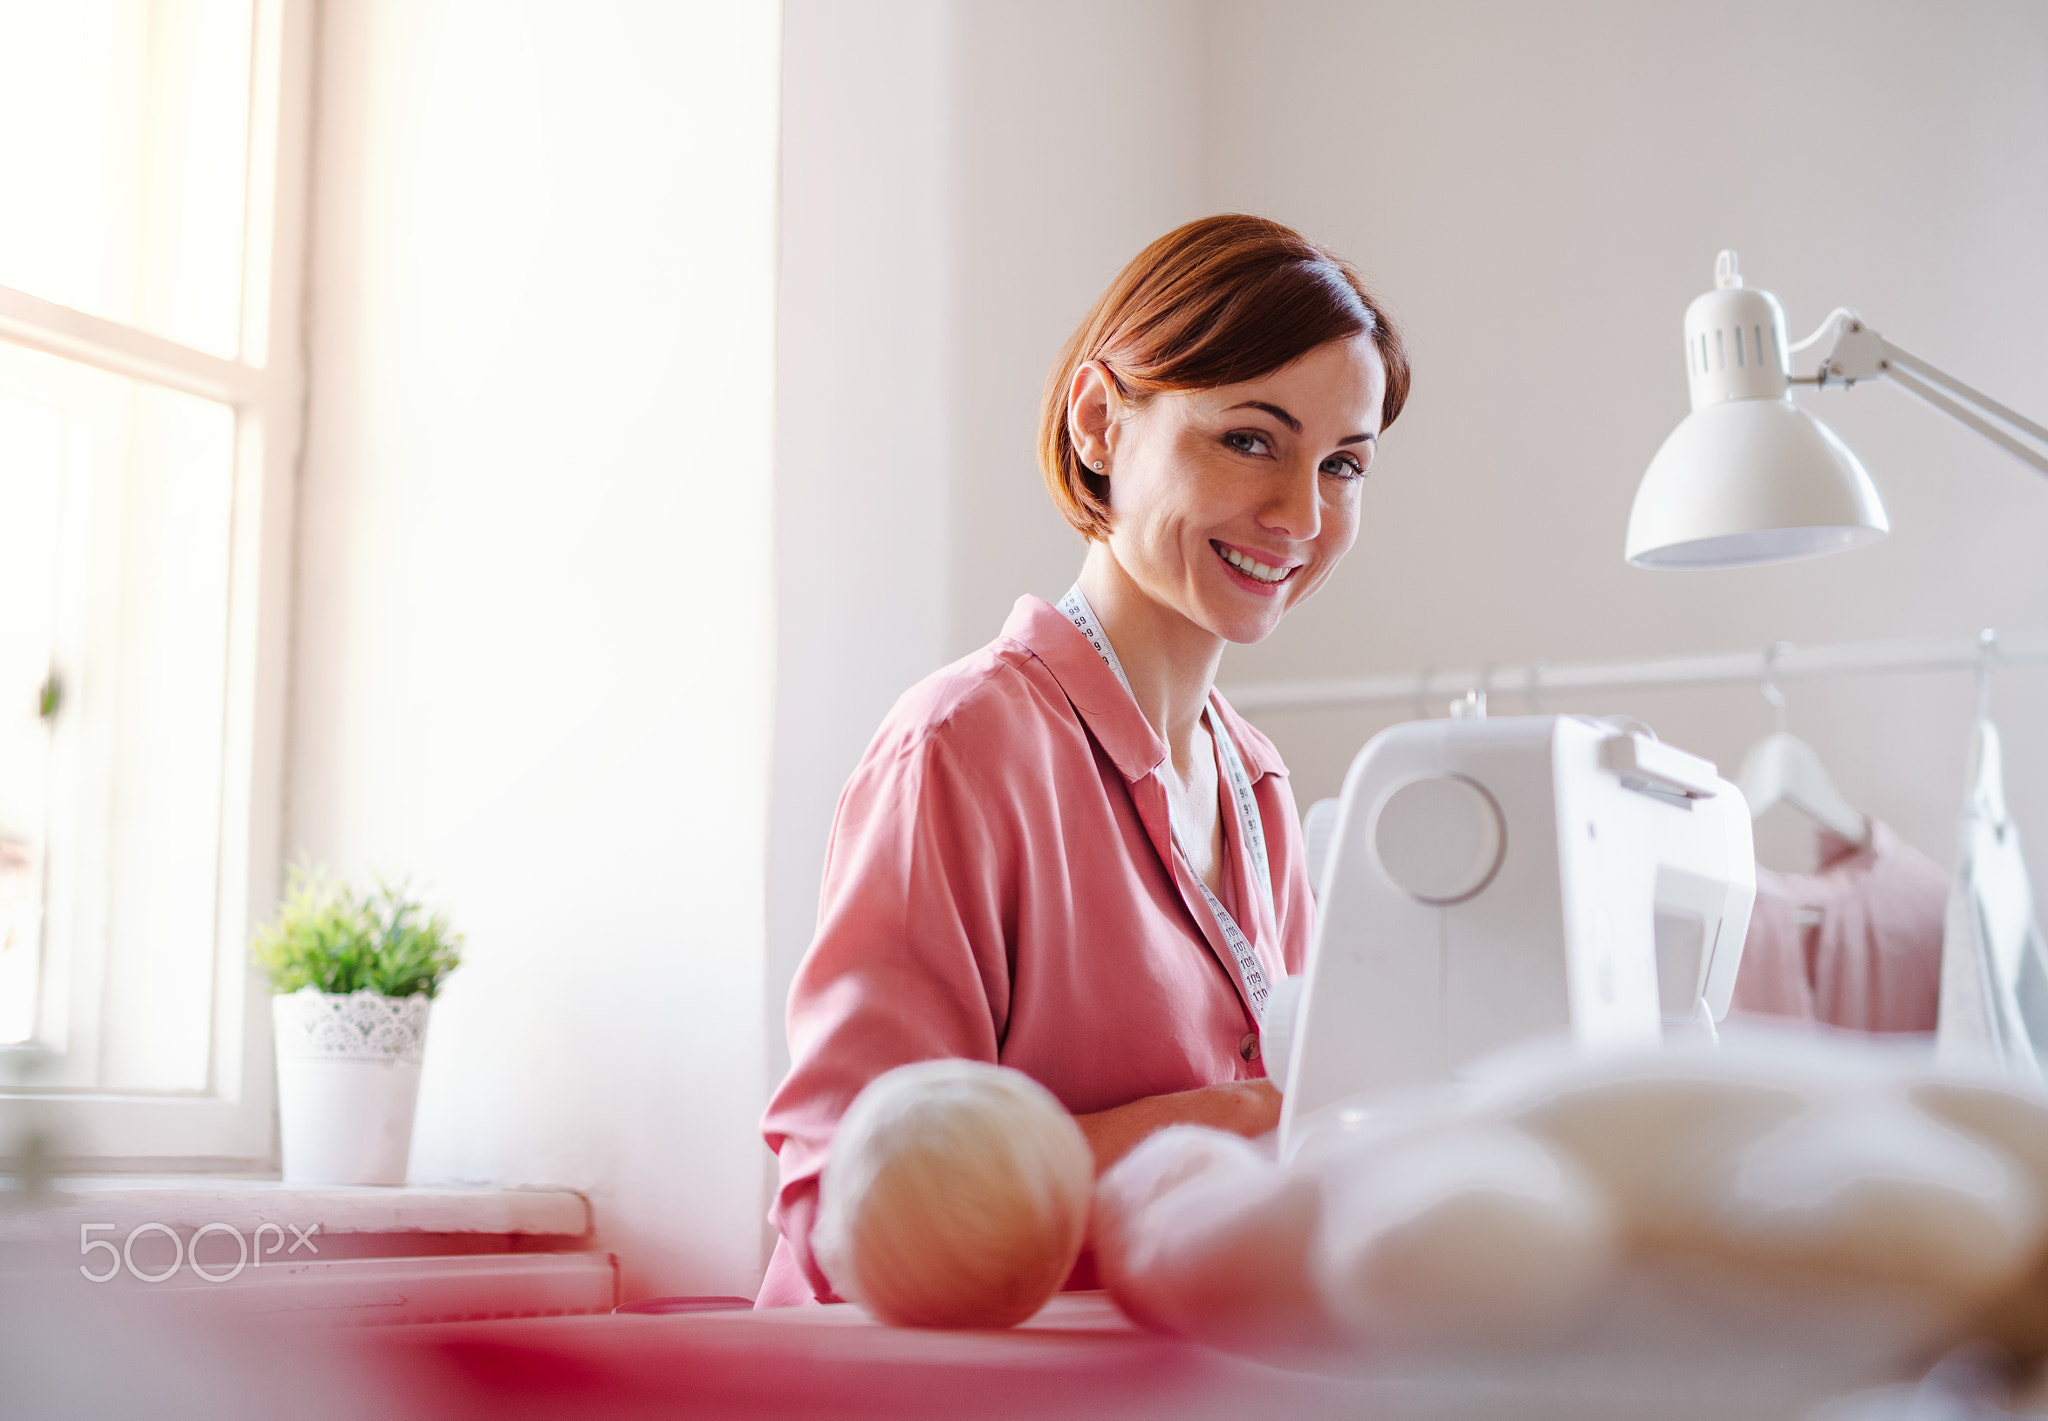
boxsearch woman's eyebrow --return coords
[1338,432,1376,447]
[1225,400,1301,433]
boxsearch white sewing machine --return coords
[1272,714,1756,1158]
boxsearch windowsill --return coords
[25,1178,591,1242]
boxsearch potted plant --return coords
[253,865,463,1185]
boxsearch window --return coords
[0,0,312,1167]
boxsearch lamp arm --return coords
[1789,309,2048,479]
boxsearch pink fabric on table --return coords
[757,595,1313,1308]
[1730,821,1947,1033]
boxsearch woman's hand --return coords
[1073,1079,1281,1175]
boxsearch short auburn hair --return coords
[1038,214,1411,541]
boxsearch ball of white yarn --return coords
[813,1059,1092,1329]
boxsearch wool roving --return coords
[1508,1072,1816,1247]
[1312,1124,1620,1349]
[1092,1041,2048,1370]
[1094,1126,1342,1354]
[812,1059,1092,1329]
[1716,1092,2038,1298]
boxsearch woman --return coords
[758,214,1411,1307]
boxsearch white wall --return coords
[935,1,1211,657]
[768,0,951,1089]
[295,0,780,1299]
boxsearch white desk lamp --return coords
[1627,251,2048,569]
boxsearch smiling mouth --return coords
[1213,541,1297,586]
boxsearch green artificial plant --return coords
[252,863,464,999]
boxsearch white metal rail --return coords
[1222,630,2048,716]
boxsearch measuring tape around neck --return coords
[1057,585,1274,1021]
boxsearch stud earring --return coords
[1092,459,1105,471]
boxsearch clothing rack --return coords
[1221,630,2048,717]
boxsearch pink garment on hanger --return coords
[1730,822,1947,1033]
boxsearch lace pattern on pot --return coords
[273,988,431,1064]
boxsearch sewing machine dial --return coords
[1369,774,1506,905]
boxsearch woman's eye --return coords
[1223,430,1271,457]
[1321,454,1368,480]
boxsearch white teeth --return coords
[1221,546,1288,583]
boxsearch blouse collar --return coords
[1001,594,1285,786]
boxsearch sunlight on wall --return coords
[296,0,780,1299]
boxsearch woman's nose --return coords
[1260,463,1322,541]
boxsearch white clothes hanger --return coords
[1938,631,2048,1082]
[1966,629,2010,827]
[1734,644,1873,849]
[1966,717,2011,831]
[1958,722,2046,1061]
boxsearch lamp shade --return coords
[1625,397,1889,568]
[1626,251,1889,569]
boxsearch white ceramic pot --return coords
[272,988,432,1186]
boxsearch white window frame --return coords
[0,0,312,1170]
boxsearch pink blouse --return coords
[757,594,1314,1306]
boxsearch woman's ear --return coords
[1066,361,1118,476]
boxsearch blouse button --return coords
[1239,1033,1260,1062]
